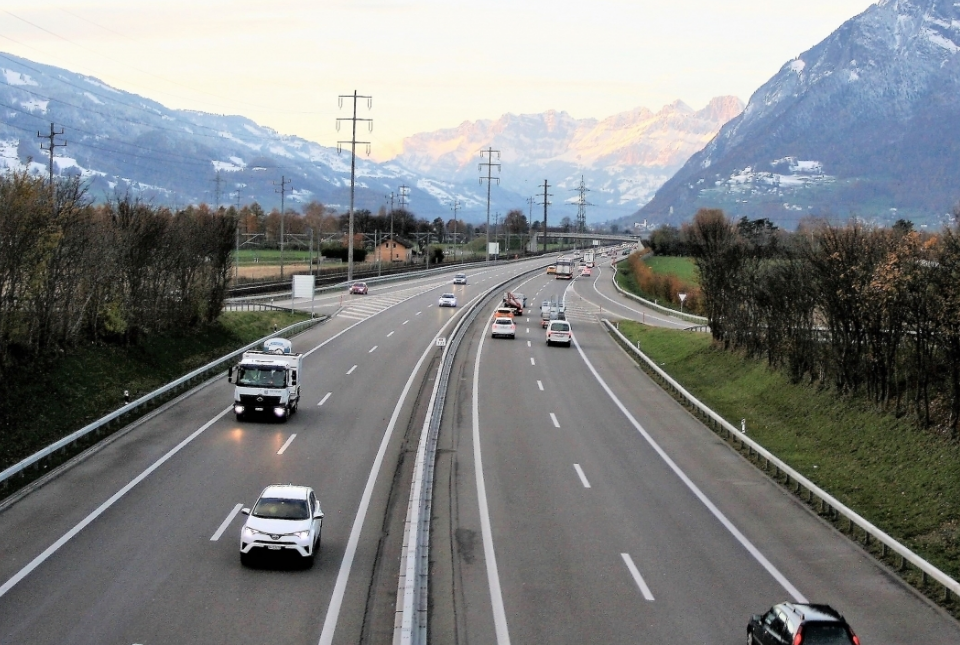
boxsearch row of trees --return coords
[685,209,960,436]
[232,203,540,250]
[0,172,235,367]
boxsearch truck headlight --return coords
[234,404,245,414]
[274,407,286,417]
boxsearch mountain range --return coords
[635,0,960,230]
[0,51,738,225]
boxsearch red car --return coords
[349,282,368,295]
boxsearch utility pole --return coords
[479,147,500,263]
[573,175,592,249]
[540,180,552,253]
[451,199,461,263]
[337,91,373,282]
[274,175,291,279]
[38,123,65,218]
[385,192,396,266]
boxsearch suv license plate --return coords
[267,545,281,550]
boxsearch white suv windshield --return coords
[252,497,310,520]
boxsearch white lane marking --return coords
[403,320,410,325]
[526,328,529,334]
[526,340,531,348]
[472,318,512,644]
[574,336,807,603]
[387,331,395,337]
[526,318,530,323]
[416,311,423,316]
[530,357,536,366]
[347,365,358,375]
[0,407,232,599]
[537,380,544,391]
[278,433,297,455]
[574,464,591,488]
[369,345,378,353]
[318,309,465,645]
[550,413,560,428]
[621,553,655,601]
[318,392,332,406]
[210,503,244,541]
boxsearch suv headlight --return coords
[294,531,309,540]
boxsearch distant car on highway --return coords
[545,320,572,347]
[546,265,557,275]
[580,267,592,277]
[438,293,458,307]
[453,273,467,285]
[240,484,324,567]
[490,316,516,339]
[747,602,860,645]
[349,282,368,295]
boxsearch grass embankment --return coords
[614,321,960,611]
[0,311,308,472]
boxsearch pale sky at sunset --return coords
[1,1,876,160]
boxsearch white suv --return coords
[240,484,324,566]
[491,316,516,339]
[546,320,572,347]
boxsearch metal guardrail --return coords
[602,318,960,604]
[395,266,546,645]
[0,317,322,490]
[608,260,708,325]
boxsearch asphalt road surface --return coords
[1,253,958,644]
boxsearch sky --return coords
[1,1,877,161]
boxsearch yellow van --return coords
[546,265,557,274]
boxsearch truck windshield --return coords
[237,367,285,388]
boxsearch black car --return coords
[748,602,860,645]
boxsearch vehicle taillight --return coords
[851,632,860,645]
[792,626,803,645]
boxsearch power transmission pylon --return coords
[479,148,500,262]
[539,180,552,253]
[274,175,291,279]
[337,91,373,282]
[212,170,224,211]
[38,123,65,217]
[572,175,592,249]
[38,122,65,187]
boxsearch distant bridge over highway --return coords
[526,231,644,252]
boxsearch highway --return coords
[0,253,958,644]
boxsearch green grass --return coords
[614,321,960,593]
[644,255,698,284]
[0,311,308,472]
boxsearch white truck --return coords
[583,250,595,267]
[228,341,303,422]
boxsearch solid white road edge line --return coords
[473,318,512,645]
[573,335,808,603]
[573,464,591,489]
[0,407,232,599]
[621,553,655,601]
[211,503,244,541]
[277,434,297,455]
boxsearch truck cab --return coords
[229,342,303,422]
